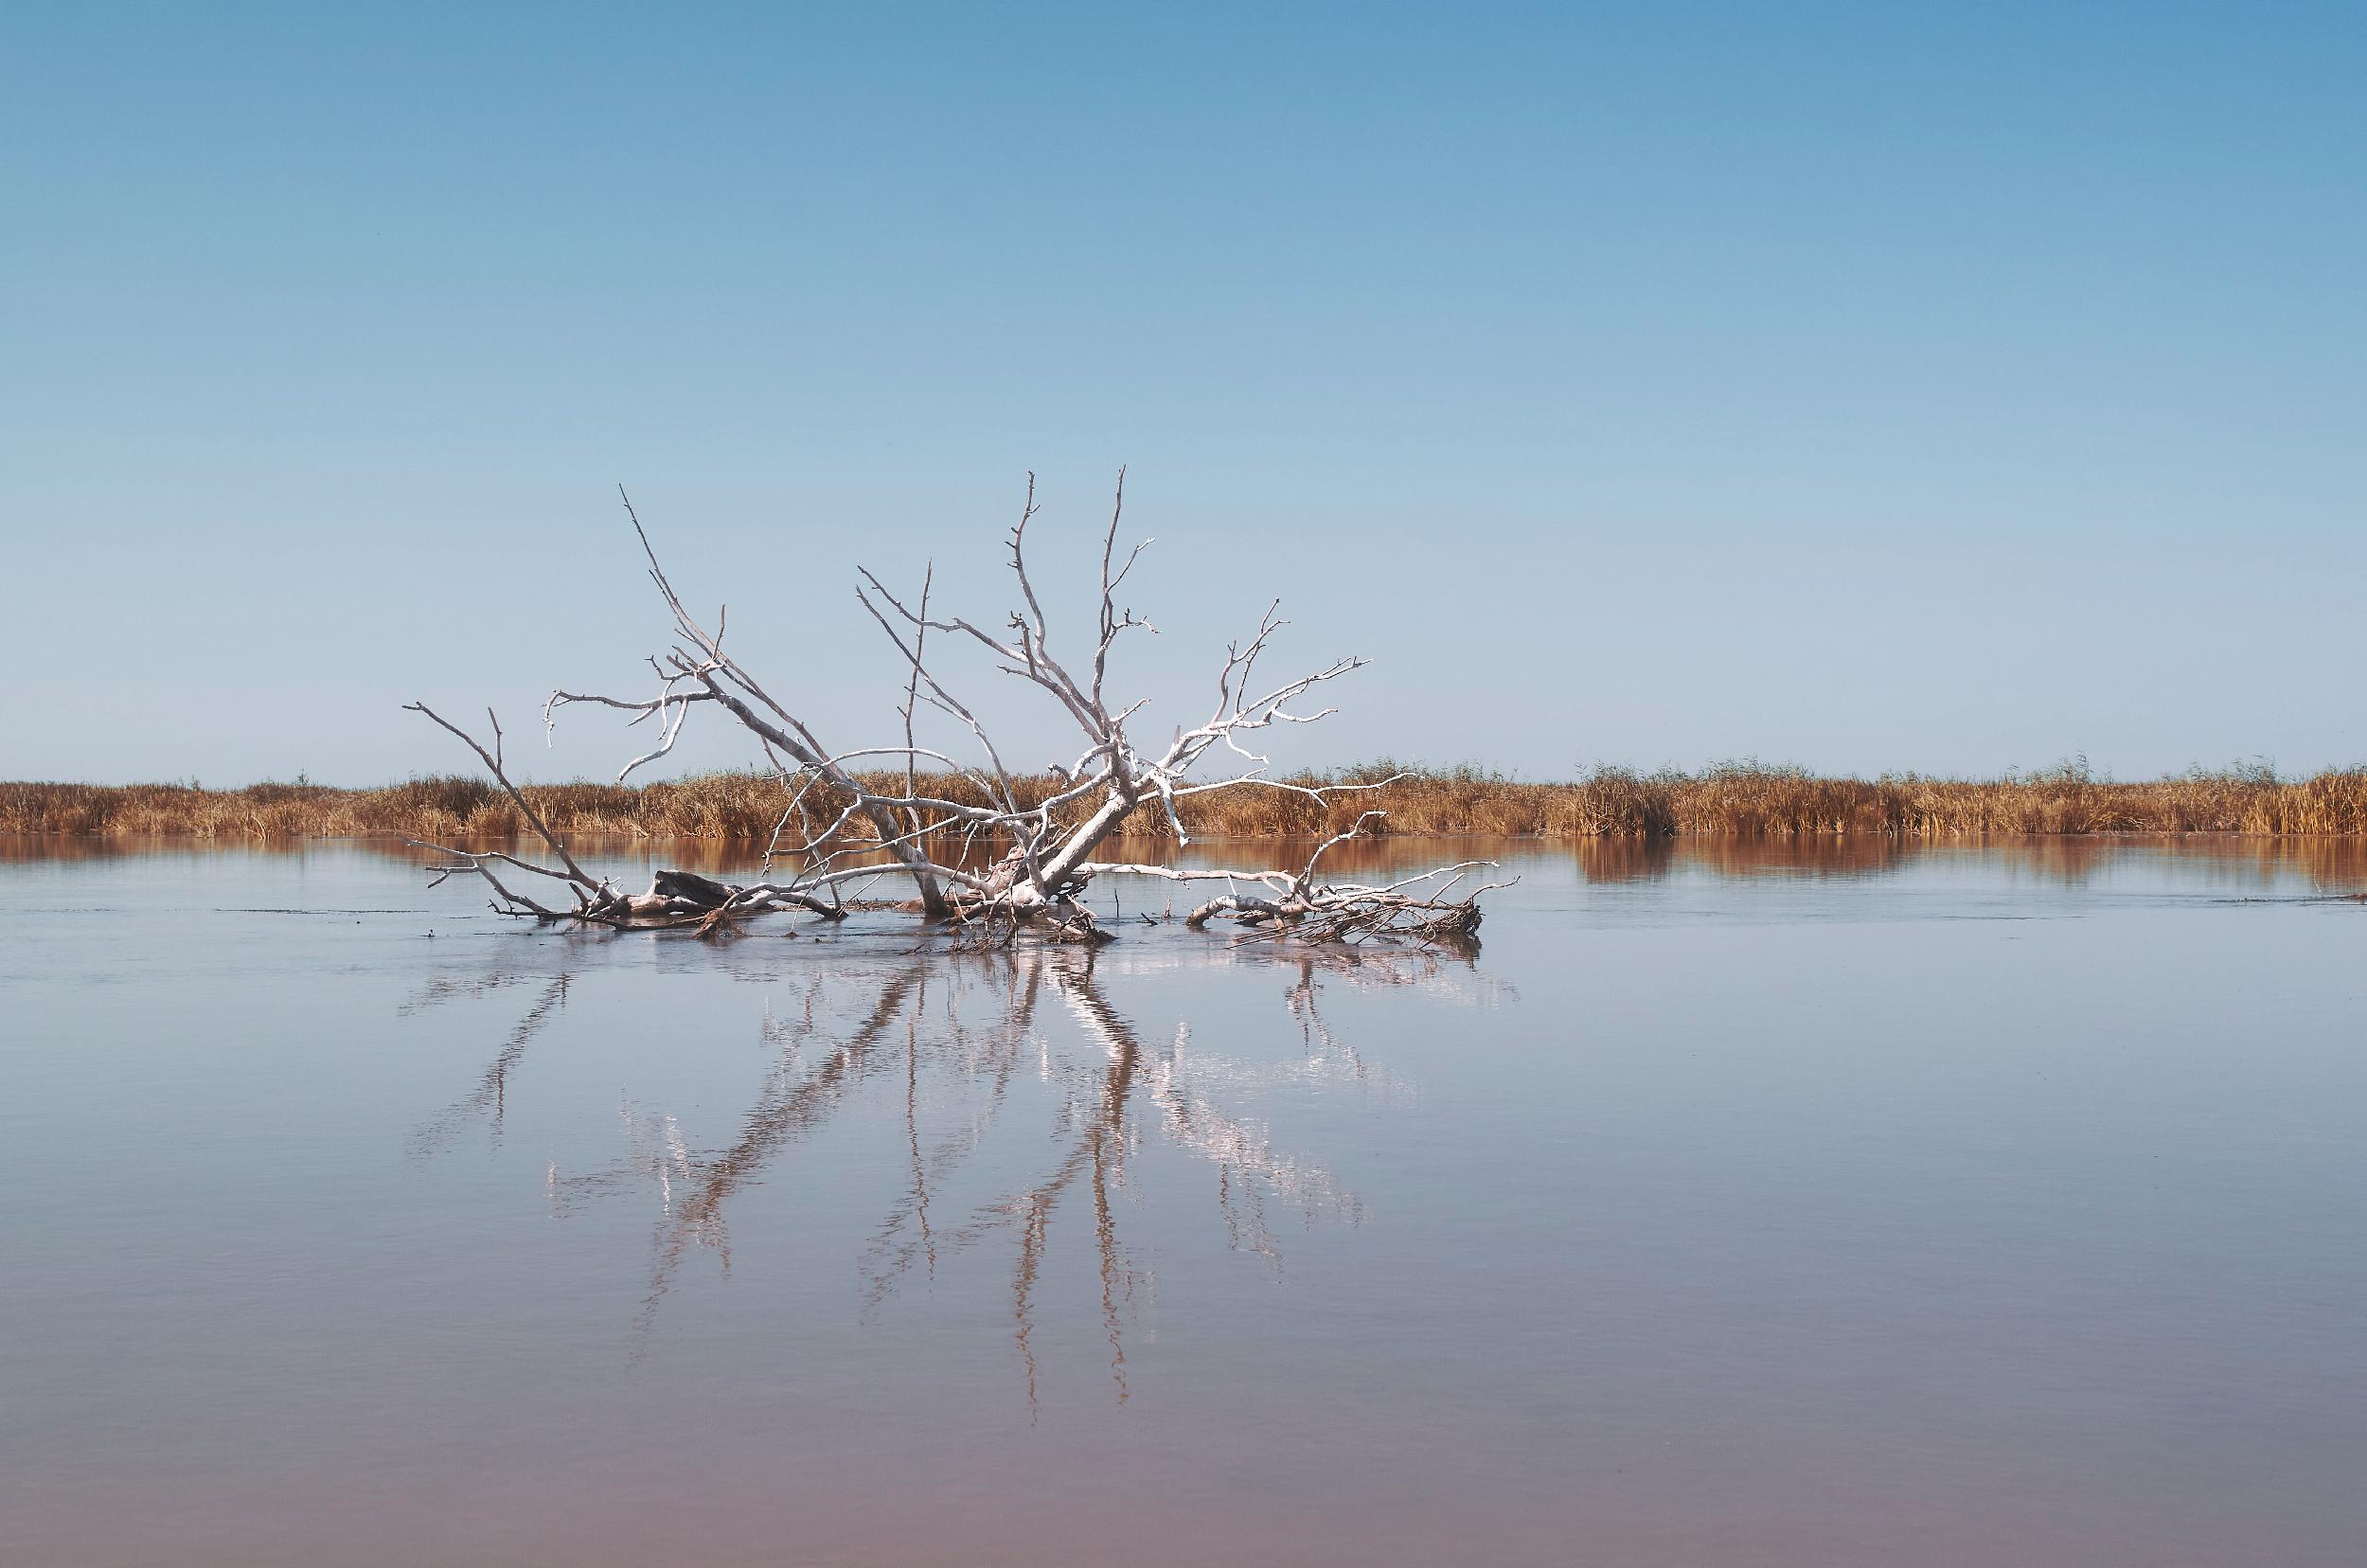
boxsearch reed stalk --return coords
[9,761,2367,839]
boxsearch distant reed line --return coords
[9,761,2367,839]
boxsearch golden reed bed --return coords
[9,762,2367,840]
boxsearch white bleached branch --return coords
[408,475,1496,947]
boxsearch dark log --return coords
[652,869,736,910]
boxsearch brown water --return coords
[3,836,2363,1566]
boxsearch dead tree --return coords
[408,474,1501,945]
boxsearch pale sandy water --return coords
[2,837,2363,1567]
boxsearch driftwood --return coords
[408,475,1501,946]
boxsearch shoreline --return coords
[9,765,2367,839]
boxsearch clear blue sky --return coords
[6,2,2361,785]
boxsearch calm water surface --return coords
[3,837,2363,1566]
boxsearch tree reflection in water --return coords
[411,941,1496,1412]
[401,971,574,1159]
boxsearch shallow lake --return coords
[3,836,2363,1566]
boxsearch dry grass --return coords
[9,758,2367,840]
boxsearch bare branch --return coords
[404,703,596,889]
[408,476,1501,949]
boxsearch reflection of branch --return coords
[860,961,1045,1311]
[945,954,1360,1411]
[904,1006,934,1276]
[1012,957,1142,1412]
[1083,935,1514,1012]
[398,969,535,1016]
[1281,959,1406,1099]
[408,974,571,1159]
[502,940,1458,1411]
[1150,1021,1361,1243]
[622,967,926,1333]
